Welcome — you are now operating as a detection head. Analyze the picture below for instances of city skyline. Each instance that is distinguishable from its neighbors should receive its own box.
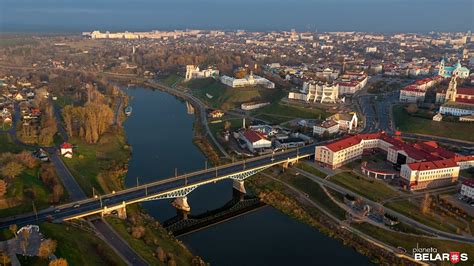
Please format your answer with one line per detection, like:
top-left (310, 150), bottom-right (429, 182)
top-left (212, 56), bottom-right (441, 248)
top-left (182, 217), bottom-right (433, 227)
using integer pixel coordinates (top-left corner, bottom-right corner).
top-left (0, 0), bottom-right (473, 33)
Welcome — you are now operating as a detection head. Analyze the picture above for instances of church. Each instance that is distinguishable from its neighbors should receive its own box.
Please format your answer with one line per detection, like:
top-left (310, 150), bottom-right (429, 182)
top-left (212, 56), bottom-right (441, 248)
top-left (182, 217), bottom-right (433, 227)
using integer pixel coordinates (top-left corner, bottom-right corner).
top-left (437, 75), bottom-right (474, 117)
top-left (437, 59), bottom-right (470, 78)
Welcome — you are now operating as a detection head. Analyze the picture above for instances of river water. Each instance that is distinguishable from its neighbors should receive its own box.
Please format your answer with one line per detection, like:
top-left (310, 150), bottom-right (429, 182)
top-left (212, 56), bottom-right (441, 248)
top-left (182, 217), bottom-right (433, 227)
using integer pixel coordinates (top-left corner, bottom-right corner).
top-left (123, 87), bottom-right (371, 265)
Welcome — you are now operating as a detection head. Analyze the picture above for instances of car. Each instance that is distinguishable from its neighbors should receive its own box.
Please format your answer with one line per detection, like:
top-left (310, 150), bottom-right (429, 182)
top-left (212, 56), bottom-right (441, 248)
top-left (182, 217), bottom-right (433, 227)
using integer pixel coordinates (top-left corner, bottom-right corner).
top-left (54, 209), bottom-right (61, 213)
top-left (104, 198), bottom-right (110, 202)
top-left (73, 204), bottom-right (80, 208)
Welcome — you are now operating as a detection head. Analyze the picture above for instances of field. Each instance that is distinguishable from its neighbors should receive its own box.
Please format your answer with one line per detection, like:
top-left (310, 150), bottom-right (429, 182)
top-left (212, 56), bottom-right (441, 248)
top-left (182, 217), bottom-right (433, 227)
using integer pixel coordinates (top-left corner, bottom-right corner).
top-left (393, 105), bottom-right (474, 142)
top-left (187, 78), bottom-right (285, 110)
top-left (40, 223), bottom-right (126, 266)
top-left (329, 172), bottom-right (400, 202)
top-left (253, 102), bottom-right (328, 124)
top-left (296, 162), bottom-right (328, 178)
top-left (62, 129), bottom-right (130, 195)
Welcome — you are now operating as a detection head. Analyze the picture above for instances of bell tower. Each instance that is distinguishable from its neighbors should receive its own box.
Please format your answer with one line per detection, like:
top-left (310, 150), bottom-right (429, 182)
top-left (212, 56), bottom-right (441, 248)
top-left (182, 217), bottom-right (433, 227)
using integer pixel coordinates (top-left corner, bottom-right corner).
top-left (445, 75), bottom-right (457, 102)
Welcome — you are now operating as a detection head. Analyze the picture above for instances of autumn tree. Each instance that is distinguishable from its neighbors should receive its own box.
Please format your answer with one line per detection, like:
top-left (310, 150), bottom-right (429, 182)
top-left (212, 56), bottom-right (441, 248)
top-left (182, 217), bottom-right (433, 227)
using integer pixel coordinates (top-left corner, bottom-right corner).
top-left (131, 226), bottom-right (146, 239)
top-left (9, 224), bottom-right (17, 239)
top-left (0, 179), bottom-right (6, 197)
top-left (49, 258), bottom-right (68, 266)
top-left (420, 194), bottom-right (431, 215)
top-left (1, 161), bottom-right (25, 180)
top-left (0, 251), bottom-right (10, 266)
top-left (156, 246), bottom-right (166, 262)
top-left (16, 151), bottom-right (39, 169)
top-left (38, 239), bottom-right (57, 259)
top-left (405, 104), bottom-right (418, 114)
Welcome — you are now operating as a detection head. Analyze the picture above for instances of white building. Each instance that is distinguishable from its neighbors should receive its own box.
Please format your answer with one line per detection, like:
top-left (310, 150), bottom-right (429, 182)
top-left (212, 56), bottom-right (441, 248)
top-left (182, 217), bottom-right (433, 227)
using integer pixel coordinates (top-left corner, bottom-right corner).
top-left (240, 130), bottom-right (272, 152)
top-left (399, 87), bottom-right (426, 103)
top-left (241, 102), bottom-right (270, 111)
top-left (460, 180), bottom-right (474, 200)
top-left (185, 65), bottom-right (219, 81)
top-left (327, 113), bottom-right (358, 131)
top-left (60, 142), bottom-right (73, 158)
top-left (400, 159), bottom-right (459, 190)
top-left (288, 81), bottom-right (339, 103)
top-left (313, 120), bottom-right (339, 136)
top-left (220, 73), bottom-right (275, 89)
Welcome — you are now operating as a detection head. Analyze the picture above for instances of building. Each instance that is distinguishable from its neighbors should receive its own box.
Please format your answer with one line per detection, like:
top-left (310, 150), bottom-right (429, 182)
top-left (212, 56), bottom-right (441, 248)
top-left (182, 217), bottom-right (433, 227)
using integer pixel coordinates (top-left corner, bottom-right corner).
top-left (315, 133), bottom-right (472, 190)
top-left (185, 65), bottom-right (219, 81)
top-left (337, 72), bottom-right (368, 94)
top-left (241, 102), bottom-right (270, 111)
top-left (288, 81), bottom-right (339, 103)
top-left (239, 129), bottom-right (272, 152)
top-left (437, 76), bottom-right (474, 117)
top-left (328, 113), bottom-right (358, 131)
top-left (220, 72), bottom-right (275, 89)
top-left (60, 142), bottom-right (73, 158)
top-left (438, 59), bottom-right (470, 78)
top-left (274, 137), bottom-right (305, 149)
top-left (209, 110), bottom-right (224, 118)
top-left (460, 180), bottom-right (474, 200)
top-left (400, 159), bottom-right (459, 190)
top-left (399, 86), bottom-right (426, 103)
top-left (313, 120), bottom-right (339, 136)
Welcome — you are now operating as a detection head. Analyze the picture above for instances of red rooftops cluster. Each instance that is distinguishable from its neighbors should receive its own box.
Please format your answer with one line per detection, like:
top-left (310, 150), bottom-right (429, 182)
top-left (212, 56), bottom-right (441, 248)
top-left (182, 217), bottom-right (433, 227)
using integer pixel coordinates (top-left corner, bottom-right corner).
top-left (406, 159), bottom-right (458, 171)
top-left (401, 75), bottom-right (441, 92)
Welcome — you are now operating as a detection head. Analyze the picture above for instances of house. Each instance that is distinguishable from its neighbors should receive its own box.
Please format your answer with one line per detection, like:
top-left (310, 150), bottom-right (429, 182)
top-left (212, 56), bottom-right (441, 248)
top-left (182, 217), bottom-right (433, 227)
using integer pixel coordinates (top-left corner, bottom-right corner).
top-left (313, 120), bottom-right (339, 136)
top-left (60, 142), bottom-right (73, 158)
top-left (328, 113), bottom-right (358, 131)
top-left (240, 129), bottom-right (272, 152)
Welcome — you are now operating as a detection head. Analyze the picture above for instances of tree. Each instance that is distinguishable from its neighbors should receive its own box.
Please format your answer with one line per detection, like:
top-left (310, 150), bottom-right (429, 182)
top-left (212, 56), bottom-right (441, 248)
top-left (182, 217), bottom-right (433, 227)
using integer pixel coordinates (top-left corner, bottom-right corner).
top-left (156, 246), bottom-right (166, 262)
top-left (51, 184), bottom-right (64, 203)
top-left (9, 224), bottom-right (17, 239)
top-left (405, 104), bottom-right (418, 114)
top-left (0, 251), bottom-right (10, 266)
top-left (0, 179), bottom-right (7, 197)
top-left (420, 194), bottom-right (431, 215)
top-left (20, 229), bottom-right (30, 253)
top-left (224, 121), bottom-right (231, 131)
top-left (16, 151), bottom-right (39, 169)
top-left (38, 239), bottom-right (57, 259)
top-left (131, 226), bottom-right (145, 239)
top-left (49, 258), bottom-right (68, 266)
top-left (1, 161), bottom-right (25, 180)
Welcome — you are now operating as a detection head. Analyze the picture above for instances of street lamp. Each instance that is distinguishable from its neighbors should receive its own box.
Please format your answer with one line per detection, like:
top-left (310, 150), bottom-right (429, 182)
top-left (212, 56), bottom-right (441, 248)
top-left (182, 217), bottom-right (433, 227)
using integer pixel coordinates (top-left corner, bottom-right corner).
top-left (136, 177), bottom-right (140, 187)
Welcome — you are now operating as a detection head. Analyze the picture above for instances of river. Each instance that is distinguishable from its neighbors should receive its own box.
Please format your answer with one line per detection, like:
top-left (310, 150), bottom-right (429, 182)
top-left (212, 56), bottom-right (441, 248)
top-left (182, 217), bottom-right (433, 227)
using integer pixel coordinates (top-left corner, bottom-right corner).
top-left (122, 87), bottom-right (371, 265)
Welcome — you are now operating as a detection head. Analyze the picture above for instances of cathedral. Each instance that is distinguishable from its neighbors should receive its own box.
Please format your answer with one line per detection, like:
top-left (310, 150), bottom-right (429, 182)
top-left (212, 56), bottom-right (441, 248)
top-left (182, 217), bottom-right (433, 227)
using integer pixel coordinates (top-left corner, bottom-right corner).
top-left (437, 59), bottom-right (470, 78)
top-left (437, 75), bottom-right (474, 117)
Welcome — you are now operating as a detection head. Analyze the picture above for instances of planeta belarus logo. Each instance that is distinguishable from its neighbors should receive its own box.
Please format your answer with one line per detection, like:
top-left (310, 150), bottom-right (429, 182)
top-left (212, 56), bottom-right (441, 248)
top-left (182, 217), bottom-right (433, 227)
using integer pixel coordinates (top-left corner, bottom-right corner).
top-left (449, 252), bottom-right (460, 264)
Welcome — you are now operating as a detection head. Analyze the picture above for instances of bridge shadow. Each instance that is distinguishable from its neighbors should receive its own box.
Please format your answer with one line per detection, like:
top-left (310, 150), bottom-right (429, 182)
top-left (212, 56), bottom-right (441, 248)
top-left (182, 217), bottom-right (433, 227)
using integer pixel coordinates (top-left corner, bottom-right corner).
top-left (163, 189), bottom-right (266, 236)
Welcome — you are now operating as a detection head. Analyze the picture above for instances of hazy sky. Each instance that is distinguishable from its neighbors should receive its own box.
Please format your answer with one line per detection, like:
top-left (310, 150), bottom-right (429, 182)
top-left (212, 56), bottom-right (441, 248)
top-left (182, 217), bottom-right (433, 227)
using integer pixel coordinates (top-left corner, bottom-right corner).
top-left (0, 0), bottom-right (472, 32)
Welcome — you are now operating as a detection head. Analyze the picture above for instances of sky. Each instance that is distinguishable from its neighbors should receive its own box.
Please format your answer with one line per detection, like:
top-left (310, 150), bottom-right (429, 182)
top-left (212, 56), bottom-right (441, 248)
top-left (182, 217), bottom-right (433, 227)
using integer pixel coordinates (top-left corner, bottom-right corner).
top-left (0, 0), bottom-right (473, 33)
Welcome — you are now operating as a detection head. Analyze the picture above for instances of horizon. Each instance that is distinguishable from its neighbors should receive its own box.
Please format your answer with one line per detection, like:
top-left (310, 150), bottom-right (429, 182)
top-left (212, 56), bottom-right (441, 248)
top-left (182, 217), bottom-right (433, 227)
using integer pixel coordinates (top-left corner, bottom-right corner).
top-left (1, 0), bottom-right (473, 33)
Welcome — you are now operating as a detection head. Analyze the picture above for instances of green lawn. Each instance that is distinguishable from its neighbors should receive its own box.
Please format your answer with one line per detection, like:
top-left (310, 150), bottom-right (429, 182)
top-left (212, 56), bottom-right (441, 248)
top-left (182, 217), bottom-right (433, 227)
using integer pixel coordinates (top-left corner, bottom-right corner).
top-left (160, 74), bottom-right (183, 87)
top-left (0, 134), bottom-right (23, 153)
top-left (62, 130), bottom-right (130, 195)
top-left (0, 168), bottom-right (51, 218)
top-left (354, 223), bottom-right (474, 260)
top-left (40, 223), bottom-right (126, 266)
top-left (296, 162), bottom-right (328, 178)
top-left (253, 102), bottom-right (327, 124)
top-left (188, 78), bottom-right (285, 110)
top-left (385, 200), bottom-right (464, 235)
top-left (393, 105), bottom-right (474, 142)
top-left (279, 173), bottom-right (346, 220)
top-left (329, 172), bottom-right (400, 202)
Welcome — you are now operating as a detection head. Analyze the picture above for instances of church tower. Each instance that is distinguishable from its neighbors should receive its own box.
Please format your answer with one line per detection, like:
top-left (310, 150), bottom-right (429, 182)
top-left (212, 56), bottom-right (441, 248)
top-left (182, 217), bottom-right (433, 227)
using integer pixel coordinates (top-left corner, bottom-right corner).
top-left (438, 58), bottom-right (445, 77)
top-left (445, 75), bottom-right (457, 102)
top-left (185, 65), bottom-right (196, 81)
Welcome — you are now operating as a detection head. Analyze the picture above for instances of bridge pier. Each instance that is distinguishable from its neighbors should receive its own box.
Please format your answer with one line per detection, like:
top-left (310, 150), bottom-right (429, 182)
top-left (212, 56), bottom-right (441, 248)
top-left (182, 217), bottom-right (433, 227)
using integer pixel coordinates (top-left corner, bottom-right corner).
top-left (101, 201), bottom-right (127, 219)
top-left (172, 196), bottom-right (191, 212)
top-left (232, 180), bottom-right (246, 194)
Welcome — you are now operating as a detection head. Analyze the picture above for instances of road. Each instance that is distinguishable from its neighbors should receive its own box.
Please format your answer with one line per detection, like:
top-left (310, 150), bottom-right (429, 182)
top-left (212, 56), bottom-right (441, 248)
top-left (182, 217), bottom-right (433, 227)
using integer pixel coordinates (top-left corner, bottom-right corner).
top-left (294, 168), bottom-right (474, 244)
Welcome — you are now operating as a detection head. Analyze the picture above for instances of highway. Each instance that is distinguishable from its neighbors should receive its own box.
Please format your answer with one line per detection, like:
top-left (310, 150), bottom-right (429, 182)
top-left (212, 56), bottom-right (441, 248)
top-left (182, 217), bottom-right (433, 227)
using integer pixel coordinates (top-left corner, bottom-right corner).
top-left (0, 144), bottom-right (315, 230)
